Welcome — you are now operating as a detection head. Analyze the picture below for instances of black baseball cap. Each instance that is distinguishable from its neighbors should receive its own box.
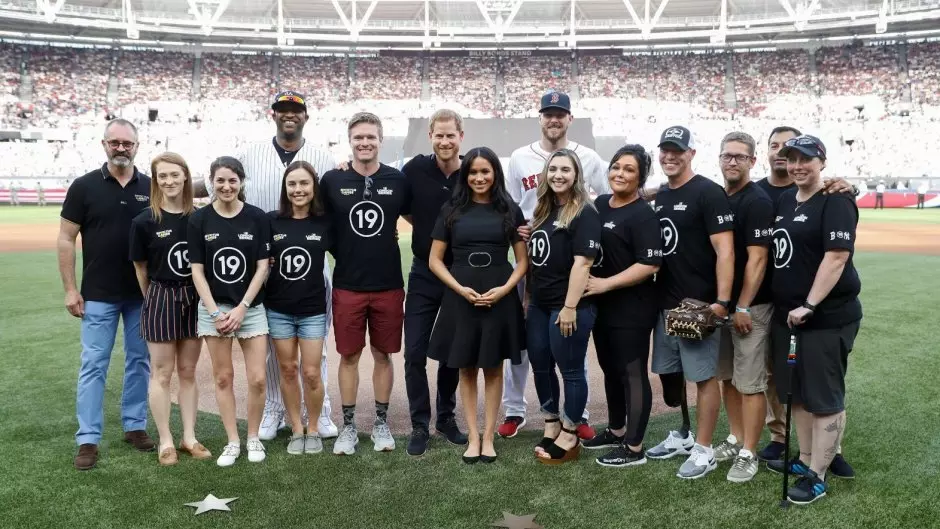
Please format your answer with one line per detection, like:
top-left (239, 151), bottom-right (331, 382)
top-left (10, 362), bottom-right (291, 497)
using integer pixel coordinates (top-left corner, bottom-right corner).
top-left (271, 90), bottom-right (307, 111)
top-left (778, 134), bottom-right (827, 160)
top-left (658, 126), bottom-right (695, 151)
top-left (539, 90), bottom-right (571, 113)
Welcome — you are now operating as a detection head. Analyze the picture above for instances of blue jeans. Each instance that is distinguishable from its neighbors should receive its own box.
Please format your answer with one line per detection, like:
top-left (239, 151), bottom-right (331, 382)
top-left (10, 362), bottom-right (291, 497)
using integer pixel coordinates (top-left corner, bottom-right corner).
top-left (526, 304), bottom-right (596, 424)
top-left (75, 301), bottom-right (150, 446)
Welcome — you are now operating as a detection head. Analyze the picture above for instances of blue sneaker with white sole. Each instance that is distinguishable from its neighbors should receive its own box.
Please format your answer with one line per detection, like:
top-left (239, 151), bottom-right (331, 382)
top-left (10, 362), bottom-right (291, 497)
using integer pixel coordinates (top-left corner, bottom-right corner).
top-left (787, 469), bottom-right (827, 505)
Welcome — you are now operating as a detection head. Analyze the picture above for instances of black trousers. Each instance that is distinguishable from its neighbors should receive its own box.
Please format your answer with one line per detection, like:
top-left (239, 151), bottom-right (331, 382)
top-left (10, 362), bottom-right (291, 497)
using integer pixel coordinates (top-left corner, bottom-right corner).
top-left (404, 260), bottom-right (459, 431)
top-left (917, 194), bottom-right (925, 209)
top-left (875, 193), bottom-right (884, 209)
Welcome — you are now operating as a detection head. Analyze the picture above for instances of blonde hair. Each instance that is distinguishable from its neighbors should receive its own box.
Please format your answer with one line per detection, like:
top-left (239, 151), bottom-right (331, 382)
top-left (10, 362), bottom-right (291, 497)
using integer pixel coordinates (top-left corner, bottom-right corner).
top-left (428, 109), bottom-right (463, 133)
top-left (531, 149), bottom-right (595, 231)
top-left (149, 152), bottom-right (194, 223)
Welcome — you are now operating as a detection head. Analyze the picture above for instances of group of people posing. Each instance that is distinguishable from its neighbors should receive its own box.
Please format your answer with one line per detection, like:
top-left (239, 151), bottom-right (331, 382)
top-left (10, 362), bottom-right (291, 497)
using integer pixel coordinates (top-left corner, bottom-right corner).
top-left (59, 89), bottom-right (862, 507)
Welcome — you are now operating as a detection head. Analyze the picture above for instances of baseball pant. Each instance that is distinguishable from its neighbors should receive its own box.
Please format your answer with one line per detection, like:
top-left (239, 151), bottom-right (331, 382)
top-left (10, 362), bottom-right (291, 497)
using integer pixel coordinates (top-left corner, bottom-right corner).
top-left (75, 300), bottom-right (150, 445)
top-left (263, 259), bottom-right (333, 422)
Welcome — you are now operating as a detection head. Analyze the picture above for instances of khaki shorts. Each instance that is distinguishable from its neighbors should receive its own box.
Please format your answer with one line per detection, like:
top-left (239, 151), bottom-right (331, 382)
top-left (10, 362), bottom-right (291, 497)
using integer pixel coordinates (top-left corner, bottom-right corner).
top-left (718, 303), bottom-right (772, 394)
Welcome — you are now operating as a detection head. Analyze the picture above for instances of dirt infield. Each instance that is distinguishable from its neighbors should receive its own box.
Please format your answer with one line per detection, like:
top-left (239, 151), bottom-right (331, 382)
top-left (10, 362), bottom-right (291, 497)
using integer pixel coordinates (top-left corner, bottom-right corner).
top-left (4, 218), bottom-right (939, 435)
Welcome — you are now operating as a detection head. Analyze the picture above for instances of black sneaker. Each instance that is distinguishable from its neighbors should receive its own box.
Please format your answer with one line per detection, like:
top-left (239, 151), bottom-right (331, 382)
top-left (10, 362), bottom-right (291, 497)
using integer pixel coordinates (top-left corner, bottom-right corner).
top-left (828, 454), bottom-right (855, 479)
top-left (407, 429), bottom-right (430, 456)
top-left (436, 418), bottom-right (469, 446)
top-left (595, 445), bottom-right (646, 468)
top-left (583, 428), bottom-right (625, 450)
top-left (787, 469), bottom-right (827, 505)
top-left (767, 457), bottom-right (810, 477)
top-left (757, 441), bottom-right (785, 462)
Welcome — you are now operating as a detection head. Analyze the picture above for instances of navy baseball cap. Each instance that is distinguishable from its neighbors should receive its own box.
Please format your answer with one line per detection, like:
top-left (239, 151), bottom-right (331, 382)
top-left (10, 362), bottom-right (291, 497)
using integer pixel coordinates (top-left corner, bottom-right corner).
top-left (271, 90), bottom-right (307, 111)
top-left (658, 126), bottom-right (695, 151)
top-left (539, 91), bottom-right (571, 113)
top-left (779, 134), bottom-right (827, 160)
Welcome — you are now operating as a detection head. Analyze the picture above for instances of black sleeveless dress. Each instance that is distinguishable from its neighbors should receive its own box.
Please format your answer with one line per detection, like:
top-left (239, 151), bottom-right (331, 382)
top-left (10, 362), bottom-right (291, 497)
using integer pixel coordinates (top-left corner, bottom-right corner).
top-left (428, 202), bottom-right (526, 369)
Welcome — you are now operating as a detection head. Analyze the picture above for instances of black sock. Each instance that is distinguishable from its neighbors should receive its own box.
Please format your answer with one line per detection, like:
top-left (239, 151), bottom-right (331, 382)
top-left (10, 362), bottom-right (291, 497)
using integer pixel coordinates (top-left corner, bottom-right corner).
top-left (342, 405), bottom-right (356, 427)
top-left (375, 401), bottom-right (389, 424)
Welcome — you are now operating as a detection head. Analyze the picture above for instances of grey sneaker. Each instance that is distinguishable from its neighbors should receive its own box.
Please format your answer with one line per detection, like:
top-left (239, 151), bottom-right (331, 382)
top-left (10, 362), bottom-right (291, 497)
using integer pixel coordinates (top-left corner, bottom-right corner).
top-left (286, 433), bottom-right (305, 455)
top-left (714, 439), bottom-right (741, 462)
top-left (646, 430), bottom-right (695, 460)
top-left (677, 444), bottom-right (717, 480)
top-left (304, 434), bottom-right (323, 454)
top-left (727, 453), bottom-right (759, 483)
top-left (333, 424), bottom-right (359, 455)
top-left (371, 422), bottom-right (396, 452)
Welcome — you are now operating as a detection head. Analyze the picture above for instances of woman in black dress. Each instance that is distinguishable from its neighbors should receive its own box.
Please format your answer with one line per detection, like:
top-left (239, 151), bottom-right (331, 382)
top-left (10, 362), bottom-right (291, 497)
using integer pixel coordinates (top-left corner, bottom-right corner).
top-left (428, 147), bottom-right (528, 464)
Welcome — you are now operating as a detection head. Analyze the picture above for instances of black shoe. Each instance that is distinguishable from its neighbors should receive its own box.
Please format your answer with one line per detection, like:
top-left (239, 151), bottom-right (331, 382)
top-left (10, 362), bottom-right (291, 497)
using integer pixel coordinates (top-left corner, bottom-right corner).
top-left (828, 454), bottom-right (855, 479)
top-left (757, 441), bottom-right (785, 462)
top-left (407, 429), bottom-right (430, 456)
top-left (767, 457), bottom-right (810, 477)
top-left (787, 469), bottom-right (827, 505)
top-left (480, 454), bottom-right (497, 464)
top-left (583, 427), bottom-right (625, 450)
top-left (436, 418), bottom-right (469, 446)
top-left (595, 444), bottom-right (647, 468)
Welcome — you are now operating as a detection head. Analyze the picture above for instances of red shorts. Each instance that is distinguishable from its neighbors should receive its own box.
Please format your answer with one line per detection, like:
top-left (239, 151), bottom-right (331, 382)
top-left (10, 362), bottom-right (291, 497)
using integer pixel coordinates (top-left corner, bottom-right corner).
top-left (332, 288), bottom-right (405, 355)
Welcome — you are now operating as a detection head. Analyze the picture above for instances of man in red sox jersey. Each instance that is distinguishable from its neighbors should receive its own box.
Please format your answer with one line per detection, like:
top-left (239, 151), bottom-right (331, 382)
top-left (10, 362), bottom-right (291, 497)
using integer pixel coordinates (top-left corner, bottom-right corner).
top-left (499, 90), bottom-right (610, 440)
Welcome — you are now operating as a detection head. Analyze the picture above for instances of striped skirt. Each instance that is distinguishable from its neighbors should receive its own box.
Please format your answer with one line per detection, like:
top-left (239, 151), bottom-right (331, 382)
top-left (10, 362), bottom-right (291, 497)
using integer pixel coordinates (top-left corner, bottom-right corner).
top-left (141, 280), bottom-right (198, 342)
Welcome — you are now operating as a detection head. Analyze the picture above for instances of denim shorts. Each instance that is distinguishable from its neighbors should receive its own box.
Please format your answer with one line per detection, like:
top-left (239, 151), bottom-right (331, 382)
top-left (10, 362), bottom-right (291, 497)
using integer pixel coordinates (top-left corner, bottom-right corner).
top-left (266, 309), bottom-right (328, 340)
top-left (197, 302), bottom-right (269, 339)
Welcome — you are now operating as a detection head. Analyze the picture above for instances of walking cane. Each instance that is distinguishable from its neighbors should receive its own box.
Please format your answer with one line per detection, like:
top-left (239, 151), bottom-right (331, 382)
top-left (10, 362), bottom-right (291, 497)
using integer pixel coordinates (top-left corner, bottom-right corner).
top-left (780, 331), bottom-right (798, 509)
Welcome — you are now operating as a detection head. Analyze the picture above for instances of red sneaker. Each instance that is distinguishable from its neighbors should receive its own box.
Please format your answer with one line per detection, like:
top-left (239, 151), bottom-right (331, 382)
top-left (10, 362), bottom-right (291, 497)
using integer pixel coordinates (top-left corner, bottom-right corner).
top-left (497, 416), bottom-right (526, 438)
top-left (575, 422), bottom-right (596, 441)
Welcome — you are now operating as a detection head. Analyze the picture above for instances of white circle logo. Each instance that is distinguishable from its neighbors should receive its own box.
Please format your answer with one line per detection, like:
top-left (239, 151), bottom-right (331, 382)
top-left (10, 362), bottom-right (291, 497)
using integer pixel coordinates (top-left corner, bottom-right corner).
top-left (279, 246), bottom-right (312, 281)
top-left (773, 228), bottom-right (793, 269)
top-left (529, 230), bottom-right (551, 267)
top-left (167, 241), bottom-right (191, 277)
top-left (212, 246), bottom-right (247, 284)
top-left (349, 200), bottom-right (385, 238)
top-left (660, 217), bottom-right (679, 256)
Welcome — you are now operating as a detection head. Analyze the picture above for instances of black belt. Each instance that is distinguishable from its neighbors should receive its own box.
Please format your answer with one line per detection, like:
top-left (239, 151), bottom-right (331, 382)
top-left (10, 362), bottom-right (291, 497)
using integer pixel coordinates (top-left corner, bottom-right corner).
top-left (451, 249), bottom-right (509, 268)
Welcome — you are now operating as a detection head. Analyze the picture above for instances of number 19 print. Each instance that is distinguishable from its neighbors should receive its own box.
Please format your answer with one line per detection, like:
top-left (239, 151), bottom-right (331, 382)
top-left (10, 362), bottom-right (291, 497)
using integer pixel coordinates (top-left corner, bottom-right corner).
top-left (349, 201), bottom-right (385, 238)
top-left (212, 247), bottom-right (247, 284)
top-left (278, 246), bottom-right (312, 281)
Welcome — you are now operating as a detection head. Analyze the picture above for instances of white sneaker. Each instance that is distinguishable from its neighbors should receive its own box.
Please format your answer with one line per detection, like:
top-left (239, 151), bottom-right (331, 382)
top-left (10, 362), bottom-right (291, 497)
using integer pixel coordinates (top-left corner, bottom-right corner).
top-left (259, 410), bottom-right (284, 441)
top-left (318, 415), bottom-right (339, 439)
top-left (677, 444), bottom-right (717, 480)
top-left (371, 422), bottom-right (396, 452)
top-left (286, 434), bottom-right (305, 455)
top-left (304, 434), bottom-right (323, 454)
top-left (646, 430), bottom-right (695, 460)
top-left (247, 438), bottom-right (266, 463)
top-left (216, 442), bottom-right (240, 467)
top-left (333, 424), bottom-right (359, 455)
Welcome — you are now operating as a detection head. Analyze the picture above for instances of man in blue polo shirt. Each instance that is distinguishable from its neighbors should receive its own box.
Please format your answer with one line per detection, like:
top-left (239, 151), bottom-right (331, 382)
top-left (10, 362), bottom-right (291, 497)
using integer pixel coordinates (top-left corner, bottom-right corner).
top-left (58, 118), bottom-right (154, 470)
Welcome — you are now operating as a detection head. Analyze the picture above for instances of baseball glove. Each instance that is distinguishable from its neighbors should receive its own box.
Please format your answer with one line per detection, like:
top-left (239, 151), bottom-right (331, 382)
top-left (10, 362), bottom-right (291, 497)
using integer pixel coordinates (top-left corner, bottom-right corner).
top-left (664, 298), bottom-right (727, 340)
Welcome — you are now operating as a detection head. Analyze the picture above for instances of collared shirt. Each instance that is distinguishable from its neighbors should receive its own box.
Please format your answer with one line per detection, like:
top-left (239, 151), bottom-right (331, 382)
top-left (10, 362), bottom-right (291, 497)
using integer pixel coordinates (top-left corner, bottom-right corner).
top-left (61, 163), bottom-right (151, 302)
top-left (402, 154), bottom-right (459, 264)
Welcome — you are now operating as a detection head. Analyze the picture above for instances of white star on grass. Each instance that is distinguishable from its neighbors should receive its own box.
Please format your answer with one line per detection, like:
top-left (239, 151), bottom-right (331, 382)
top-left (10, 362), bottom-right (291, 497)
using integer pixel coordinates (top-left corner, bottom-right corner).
top-left (184, 494), bottom-right (238, 515)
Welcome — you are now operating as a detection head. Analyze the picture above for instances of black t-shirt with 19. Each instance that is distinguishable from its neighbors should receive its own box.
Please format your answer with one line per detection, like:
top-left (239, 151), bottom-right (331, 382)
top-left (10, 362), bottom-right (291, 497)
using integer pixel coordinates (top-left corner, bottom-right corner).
top-left (727, 182), bottom-right (774, 306)
top-left (528, 205), bottom-right (602, 311)
top-left (129, 209), bottom-right (193, 283)
top-left (771, 190), bottom-right (862, 329)
top-left (187, 203), bottom-right (271, 307)
top-left (654, 174), bottom-right (735, 310)
top-left (592, 196), bottom-right (663, 329)
top-left (266, 213), bottom-right (332, 317)
top-left (320, 164), bottom-right (411, 291)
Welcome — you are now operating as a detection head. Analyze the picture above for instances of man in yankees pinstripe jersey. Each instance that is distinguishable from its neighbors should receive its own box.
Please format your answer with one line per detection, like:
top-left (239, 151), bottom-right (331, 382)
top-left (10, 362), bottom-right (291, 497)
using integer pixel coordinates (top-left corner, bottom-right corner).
top-left (196, 91), bottom-right (339, 439)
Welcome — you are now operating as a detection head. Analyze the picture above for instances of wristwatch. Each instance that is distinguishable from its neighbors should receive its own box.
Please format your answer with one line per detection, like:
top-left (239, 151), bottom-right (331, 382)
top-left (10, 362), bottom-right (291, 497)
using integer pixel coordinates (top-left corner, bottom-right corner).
top-left (715, 299), bottom-right (731, 311)
top-left (240, 300), bottom-right (251, 309)
top-left (802, 301), bottom-right (817, 312)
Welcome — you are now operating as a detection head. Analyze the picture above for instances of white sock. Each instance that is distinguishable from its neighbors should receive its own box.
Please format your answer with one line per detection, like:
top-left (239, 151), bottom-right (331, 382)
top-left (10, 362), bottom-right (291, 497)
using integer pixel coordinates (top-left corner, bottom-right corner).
top-left (739, 448), bottom-right (754, 459)
top-left (726, 433), bottom-right (738, 445)
top-left (698, 443), bottom-right (715, 458)
top-left (247, 436), bottom-right (260, 443)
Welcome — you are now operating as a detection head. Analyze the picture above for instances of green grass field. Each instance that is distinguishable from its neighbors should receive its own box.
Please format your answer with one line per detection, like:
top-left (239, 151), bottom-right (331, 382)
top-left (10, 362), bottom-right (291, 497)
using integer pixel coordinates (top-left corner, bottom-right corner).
top-left (0, 242), bottom-right (938, 528)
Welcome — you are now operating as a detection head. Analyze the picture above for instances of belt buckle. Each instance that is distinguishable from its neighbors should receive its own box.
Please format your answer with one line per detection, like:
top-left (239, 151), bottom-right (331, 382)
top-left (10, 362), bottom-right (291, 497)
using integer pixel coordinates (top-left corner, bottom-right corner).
top-left (468, 252), bottom-right (492, 268)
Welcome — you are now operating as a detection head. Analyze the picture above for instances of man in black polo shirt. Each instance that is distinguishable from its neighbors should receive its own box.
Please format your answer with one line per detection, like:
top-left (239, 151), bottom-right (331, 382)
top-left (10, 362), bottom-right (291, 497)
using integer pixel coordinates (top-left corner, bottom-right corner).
top-left (58, 118), bottom-right (154, 470)
top-left (400, 109), bottom-right (469, 456)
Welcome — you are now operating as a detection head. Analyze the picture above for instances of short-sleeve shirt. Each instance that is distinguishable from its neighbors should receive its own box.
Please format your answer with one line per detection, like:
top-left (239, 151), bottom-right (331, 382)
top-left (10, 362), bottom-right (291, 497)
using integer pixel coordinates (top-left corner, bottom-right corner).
top-left (320, 164), bottom-right (411, 292)
top-left (187, 203), bottom-right (271, 307)
top-left (592, 196), bottom-right (663, 329)
top-left (129, 209), bottom-right (193, 283)
top-left (728, 182), bottom-right (774, 306)
top-left (431, 201), bottom-right (525, 253)
top-left (771, 190), bottom-right (862, 329)
top-left (653, 174), bottom-right (734, 310)
top-left (265, 213), bottom-right (332, 317)
top-left (60, 164), bottom-right (151, 302)
top-left (528, 205), bottom-right (602, 310)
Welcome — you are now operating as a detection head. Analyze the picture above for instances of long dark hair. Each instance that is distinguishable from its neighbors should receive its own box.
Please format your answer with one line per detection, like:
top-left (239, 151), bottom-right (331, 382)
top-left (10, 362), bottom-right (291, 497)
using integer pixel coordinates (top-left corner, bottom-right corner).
top-left (209, 156), bottom-right (246, 202)
top-left (609, 144), bottom-right (653, 200)
top-left (445, 147), bottom-right (517, 239)
top-left (277, 160), bottom-right (324, 218)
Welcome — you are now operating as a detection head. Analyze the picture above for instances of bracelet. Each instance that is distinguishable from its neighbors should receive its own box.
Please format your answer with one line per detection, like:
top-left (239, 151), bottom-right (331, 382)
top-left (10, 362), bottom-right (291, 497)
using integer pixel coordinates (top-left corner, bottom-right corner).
top-left (735, 306), bottom-right (750, 313)
top-left (209, 309), bottom-right (221, 319)
top-left (715, 299), bottom-right (731, 310)
top-left (802, 301), bottom-right (817, 312)
top-left (563, 304), bottom-right (577, 310)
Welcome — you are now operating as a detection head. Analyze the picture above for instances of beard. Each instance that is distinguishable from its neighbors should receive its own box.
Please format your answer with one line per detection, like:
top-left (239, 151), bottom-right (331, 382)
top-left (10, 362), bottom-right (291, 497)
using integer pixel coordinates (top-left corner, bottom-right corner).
top-left (110, 155), bottom-right (132, 168)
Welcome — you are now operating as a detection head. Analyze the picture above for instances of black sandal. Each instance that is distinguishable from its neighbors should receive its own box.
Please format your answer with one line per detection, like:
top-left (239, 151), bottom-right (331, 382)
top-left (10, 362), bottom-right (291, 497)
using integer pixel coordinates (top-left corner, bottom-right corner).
top-left (538, 426), bottom-right (582, 465)
top-left (535, 418), bottom-right (561, 453)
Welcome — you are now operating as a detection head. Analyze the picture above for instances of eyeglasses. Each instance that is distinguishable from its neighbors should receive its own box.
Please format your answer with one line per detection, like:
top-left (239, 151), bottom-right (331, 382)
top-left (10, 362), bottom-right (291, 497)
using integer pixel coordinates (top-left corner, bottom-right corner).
top-left (363, 176), bottom-right (373, 200)
top-left (719, 153), bottom-right (753, 164)
top-left (106, 140), bottom-right (136, 150)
